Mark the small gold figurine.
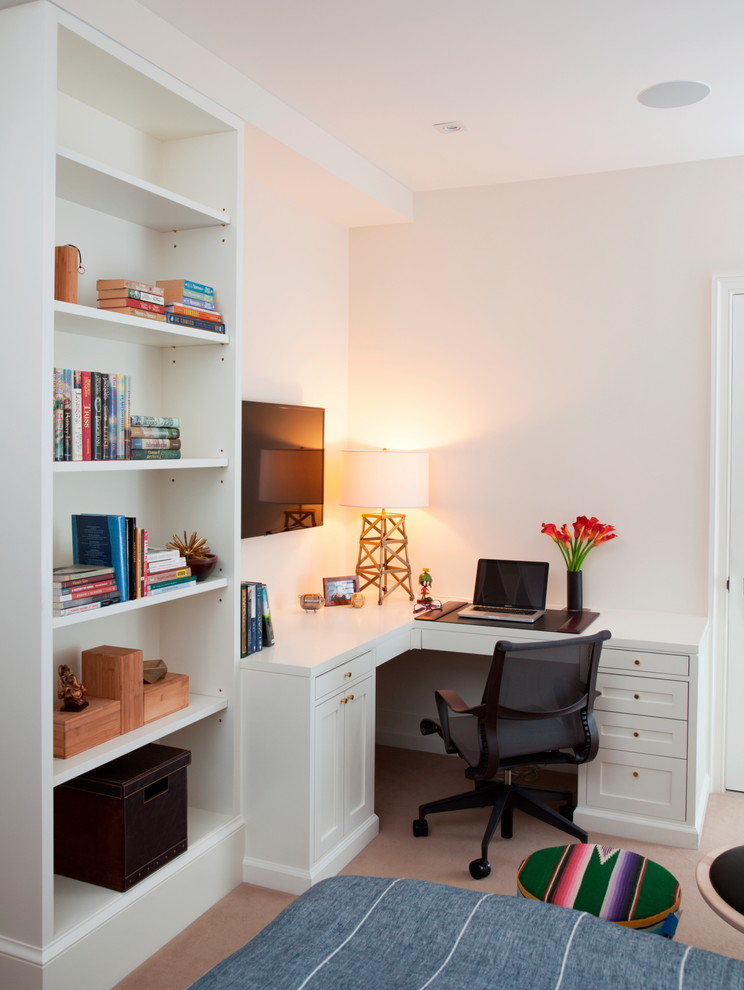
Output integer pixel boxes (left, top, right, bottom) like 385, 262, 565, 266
57, 664, 88, 712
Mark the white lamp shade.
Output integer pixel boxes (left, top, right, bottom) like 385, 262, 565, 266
340, 450, 429, 509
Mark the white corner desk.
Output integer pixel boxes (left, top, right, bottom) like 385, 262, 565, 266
240, 600, 709, 894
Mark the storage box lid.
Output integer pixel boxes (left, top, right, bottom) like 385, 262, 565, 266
61, 743, 191, 798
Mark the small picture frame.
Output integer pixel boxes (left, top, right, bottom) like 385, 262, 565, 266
323, 575, 360, 606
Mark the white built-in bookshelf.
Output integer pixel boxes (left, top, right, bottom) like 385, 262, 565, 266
0, 5, 243, 988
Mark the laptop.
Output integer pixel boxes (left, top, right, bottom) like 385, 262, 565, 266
457, 558, 549, 623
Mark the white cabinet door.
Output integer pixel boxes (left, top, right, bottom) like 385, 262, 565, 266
313, 672, 375, 862
343, 676, 374, 834
314, 692, 344, 861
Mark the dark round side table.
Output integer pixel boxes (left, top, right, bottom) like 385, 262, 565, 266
697, 845, 744, 933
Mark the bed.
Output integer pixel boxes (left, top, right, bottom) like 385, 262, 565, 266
189, 875, 744, 989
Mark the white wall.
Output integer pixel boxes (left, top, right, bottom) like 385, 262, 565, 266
239, 172, 352, 608
349, 157, 744, 614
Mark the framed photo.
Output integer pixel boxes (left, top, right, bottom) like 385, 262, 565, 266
323, 575, 360, 606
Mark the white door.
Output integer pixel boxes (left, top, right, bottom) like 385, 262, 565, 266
725, 291, 744, 791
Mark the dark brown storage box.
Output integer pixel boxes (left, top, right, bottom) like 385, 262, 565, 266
54, 743, 191, 891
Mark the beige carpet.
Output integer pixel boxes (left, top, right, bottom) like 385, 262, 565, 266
114, 745, 744, 989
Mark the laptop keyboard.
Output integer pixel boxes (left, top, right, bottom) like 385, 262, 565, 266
470, 606, 536, 616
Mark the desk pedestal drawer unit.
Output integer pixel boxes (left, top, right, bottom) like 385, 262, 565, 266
575, 634, 708, 849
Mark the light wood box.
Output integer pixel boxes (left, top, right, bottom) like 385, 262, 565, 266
143, 672, 189, 724
82, 645, 144, 732
53, 697, 121, 758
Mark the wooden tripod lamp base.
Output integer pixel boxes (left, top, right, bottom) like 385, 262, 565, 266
354, 512, 414, 605
341, 449, 430, 606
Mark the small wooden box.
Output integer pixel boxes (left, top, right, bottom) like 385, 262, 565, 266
82, 645, 144, 733
53, 697, 121, 758
54, 743, 191, 890
143, 672, 189, 724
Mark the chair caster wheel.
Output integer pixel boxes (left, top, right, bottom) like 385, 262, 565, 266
469, 858, 491, 879
412, 818, 429, 837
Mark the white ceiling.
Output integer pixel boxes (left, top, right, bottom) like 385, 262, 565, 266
133, 0, 744, 192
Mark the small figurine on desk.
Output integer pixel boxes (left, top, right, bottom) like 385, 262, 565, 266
57, 664, 88, 712
417, 568, 433, 606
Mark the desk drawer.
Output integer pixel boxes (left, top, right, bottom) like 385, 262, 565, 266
596, 673, 688, 721
585, 750, 687, 822
314, 651, 373, 700
596, 710, 687, 759
420, 628, 497, 656
600, 648, 689, 677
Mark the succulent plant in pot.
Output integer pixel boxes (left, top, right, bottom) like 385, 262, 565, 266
166, 530, 218, 582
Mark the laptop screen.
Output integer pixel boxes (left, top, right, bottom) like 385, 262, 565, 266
472, 559, 549, 610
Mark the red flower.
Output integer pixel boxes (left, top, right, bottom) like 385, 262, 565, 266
541, 515, 617, 570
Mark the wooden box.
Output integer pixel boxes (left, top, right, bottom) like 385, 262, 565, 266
53, 697, 121, 758
82, 644, 144, 732
54, 743, 191, 891
143, 672, 189, 724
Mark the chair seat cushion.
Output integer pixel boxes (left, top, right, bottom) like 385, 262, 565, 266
517, 844, 681, 934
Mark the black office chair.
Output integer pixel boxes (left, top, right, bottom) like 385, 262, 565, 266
412, 629, 611, 879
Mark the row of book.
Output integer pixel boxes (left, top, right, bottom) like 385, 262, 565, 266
52, 369, 183, 462
54, 368, 131, 462
96, 278, 225, 334
241, 581, 275, 657
52, 514, 198, 617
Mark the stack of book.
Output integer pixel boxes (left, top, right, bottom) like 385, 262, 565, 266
96, 279, 165, 321
157, 279, 225, 333
53, 368, 131, 461
147, 547, 195, 595
53, 564, 120, 617
240, 581, 275, 657
129, 414, 182, 460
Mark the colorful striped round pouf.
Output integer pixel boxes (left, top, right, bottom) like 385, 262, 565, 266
517, 844, 681, 937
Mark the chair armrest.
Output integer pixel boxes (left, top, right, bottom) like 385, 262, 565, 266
435, 690, 483, 753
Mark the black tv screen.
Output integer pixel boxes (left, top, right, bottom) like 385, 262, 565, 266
241, 401, 325, 538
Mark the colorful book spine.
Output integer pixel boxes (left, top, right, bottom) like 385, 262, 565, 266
164, 312, 225, 333
156, 279, 214, 296
53, 368, 67, 461
96, 279, 164, 295
130, 415, 181, 428
71, 370, 83, 461
129, 449, 182, 460
98, 297, 165, 313
81, 370, 92, 461
97, 288, 164, 304
129, 426, 180, 439
166, 295, 216, 310
130, 438, 181, 450
104, 306, 166, 321
261, 584, 275, 646
165, 303, 222, 322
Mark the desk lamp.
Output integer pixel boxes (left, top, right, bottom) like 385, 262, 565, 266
340, 449, 429, 605
259, 448, 324, 530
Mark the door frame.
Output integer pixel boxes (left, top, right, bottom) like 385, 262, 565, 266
710, 274, 744, 792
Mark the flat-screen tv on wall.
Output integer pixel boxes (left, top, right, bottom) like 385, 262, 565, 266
241, 400, 325, 538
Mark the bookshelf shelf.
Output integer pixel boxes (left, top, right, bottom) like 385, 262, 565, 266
53, 692, 228, 785
53, 807, 239, 943
57, 147, 231, 232
53, 457, 229, 473
55, 301, 230, 347
52, 577, 228, 628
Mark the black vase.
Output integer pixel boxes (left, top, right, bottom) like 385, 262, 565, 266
566, 570, 583, 611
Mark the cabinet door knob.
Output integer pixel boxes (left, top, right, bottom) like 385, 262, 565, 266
633, 694, 640, 700
344, 671, 352, 678
347, 694, 355, 702
633, 731, 639, 737
632, 771, 639, 778
340, 697, 347, 704
634, 659, 641, 665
